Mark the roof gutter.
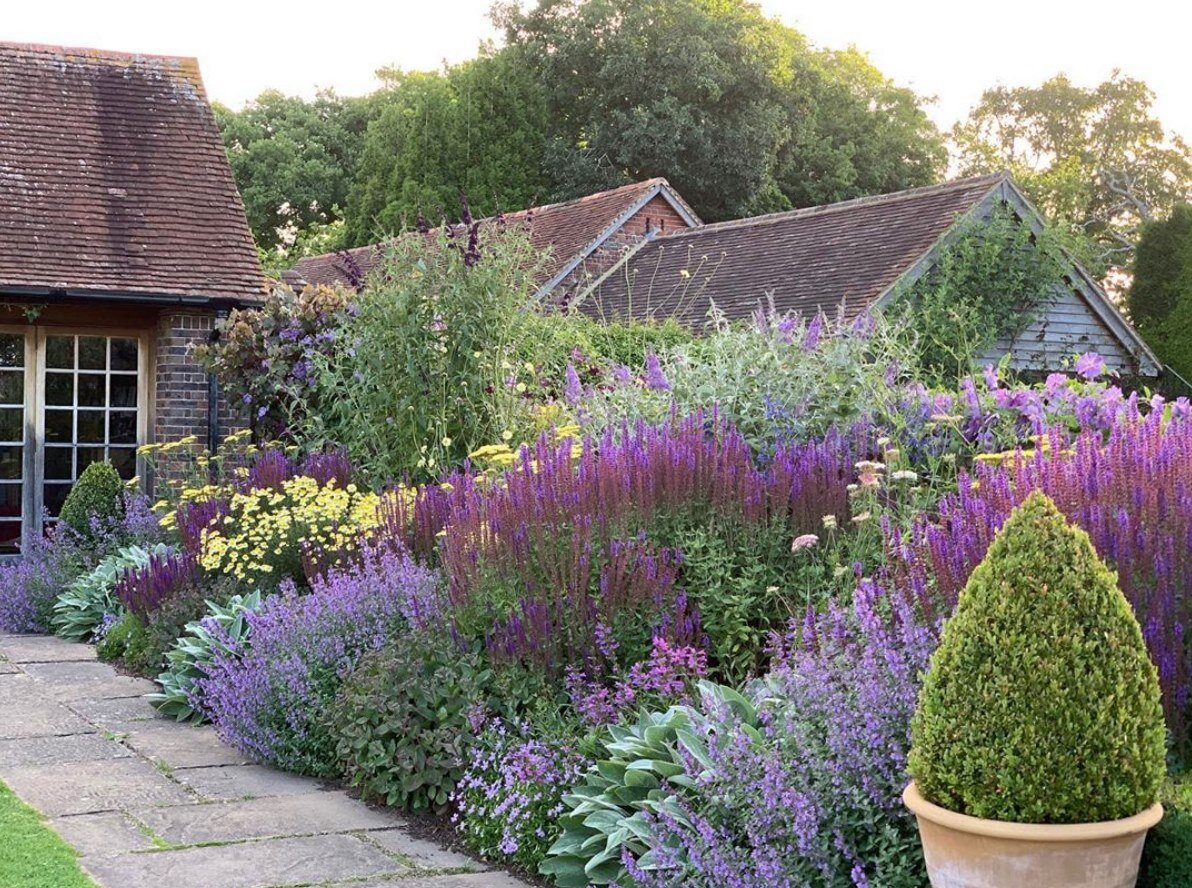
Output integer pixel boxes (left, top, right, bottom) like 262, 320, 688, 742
0, 285, 262, 310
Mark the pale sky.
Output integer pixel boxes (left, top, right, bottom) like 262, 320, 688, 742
5, 0, 1191, 141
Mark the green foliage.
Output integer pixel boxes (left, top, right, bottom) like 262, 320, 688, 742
1139, 775, 1192, 888
1130, 204, 1192, 327
147, 590, 262, 724
909, 491, 1166, 824
195, 283, 356, 439
59, 462, 124, 541
95, 612, 154, 674
577, 308, 917, 451
952, 73, 1192, 275
893, 204, 1070, 383
299, 222, 543, 482
51, 544, 166, 643
215, 89, 372, 253
517, 312, 694, 391
329, 636, 497, 813
345, 49, 550, 246
498, 0, 943, 221
1129, 205, 1192, 387
541, 682, 756, 887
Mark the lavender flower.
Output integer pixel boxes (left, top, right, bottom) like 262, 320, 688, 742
198, 544, 441, 775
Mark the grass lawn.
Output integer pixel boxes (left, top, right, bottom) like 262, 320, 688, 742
0, 780, 95, 888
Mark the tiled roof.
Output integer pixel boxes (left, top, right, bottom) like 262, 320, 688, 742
0, 43, 264, 302
582, 173, 1008, 324
289, 178, 698, 290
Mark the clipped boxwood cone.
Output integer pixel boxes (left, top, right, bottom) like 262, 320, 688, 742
905, 490, 1166, 888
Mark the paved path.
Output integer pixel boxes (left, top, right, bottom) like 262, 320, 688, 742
0, 634, 532, 888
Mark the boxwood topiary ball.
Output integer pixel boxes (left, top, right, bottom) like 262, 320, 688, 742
59, 460, 124, 540
908, 490, 1166, 824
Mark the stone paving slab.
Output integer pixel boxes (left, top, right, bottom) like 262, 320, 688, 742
52, 811, 160, 857
123, 724, 253, 769
3, 757, 195, 815
0, 660, 16, 673
368, 828, 486, 872
82, 833, 409, 888
0, 699, 97, 738
67, 694, 164, 731
171, 763, 325, 801
135, 791, 395, 845
0, 730, 133, 769
21, 660, 157, 701
0, 634, 533, 887
0, 633, 98, 663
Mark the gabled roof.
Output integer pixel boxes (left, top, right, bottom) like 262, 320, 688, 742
581, 173, 1007, 324
581, 172, 1159, 376
0, 43, 263, 303
288, 178, 700, 293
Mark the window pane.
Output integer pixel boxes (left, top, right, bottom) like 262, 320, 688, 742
0, 483, 22, 516
44, 483, 71, 516
46, 373, 73, 406
45, 409, 71, 443
77, 374, 105, 408
0, 334, 23, 368
0, 408, 22, 443
110, 375, 137, 409
0, 370, 21, 406
44, 447, 73, 481
77, 411, 105, 444
109, 411, 137, 445
79, 337, 106, 370
46, 336, 73, 369
77, 447, 105, 475
0, 447, 21, 481
0, 519, 21, 554
110, 338, 138, 372
110, 448, 136, 480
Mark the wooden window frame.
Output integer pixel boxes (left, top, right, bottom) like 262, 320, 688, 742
0, 325, 151, 555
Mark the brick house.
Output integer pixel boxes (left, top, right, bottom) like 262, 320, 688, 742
287, 178, 701, 304
0, 43, 263, 553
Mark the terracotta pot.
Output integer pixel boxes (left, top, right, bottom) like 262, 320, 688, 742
903, 782, 1162, 888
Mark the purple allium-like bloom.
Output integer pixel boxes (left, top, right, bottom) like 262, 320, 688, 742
643, 351, 672, 392
564, 362, 584, 404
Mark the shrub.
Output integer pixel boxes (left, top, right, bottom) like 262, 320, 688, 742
624, 580, 932, 888
569, 307, 916, 452
59, 461, 124, 540
51, 544, 169, 642
148, 590, 262, 723
909, 491, 1166, 823
95, 612, 155, 673
194, 283, 357, 438
295, 215, 545, 482
1140, 806, 1192, 888
330, 634, 498, 812
199, 545, 440, 776
198, 475, 383, 586
452, 719, 592, 874
0, 527, 88, 633
440, 416, 857, 681
887, 409, 1192, 747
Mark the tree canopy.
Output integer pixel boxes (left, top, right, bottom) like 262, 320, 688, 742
214, 90, 372, 254
952, 73, 1192, 276
1129, 204, 1192, 386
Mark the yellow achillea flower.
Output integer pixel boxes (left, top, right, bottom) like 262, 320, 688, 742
199, 475, 381, 583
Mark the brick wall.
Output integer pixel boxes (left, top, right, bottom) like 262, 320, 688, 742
152, 310, 247, 478
554, 194, 694, 307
